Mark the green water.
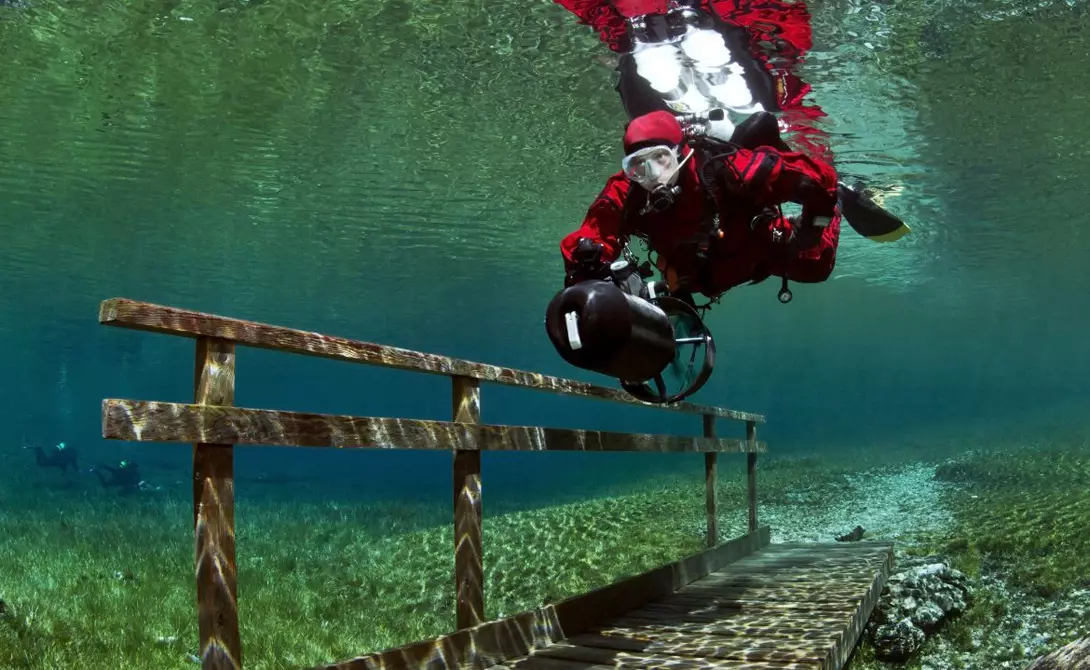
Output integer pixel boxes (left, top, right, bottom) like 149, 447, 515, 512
2, 0, 1090, 668
4, 0, 1089, 448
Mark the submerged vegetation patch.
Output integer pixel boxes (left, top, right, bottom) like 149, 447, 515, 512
856, 440, 1090, 670
925, 441, 1090, 596
4, 439, 1087, 669
1, 450, 893, 670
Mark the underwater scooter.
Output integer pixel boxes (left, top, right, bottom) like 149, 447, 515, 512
544, 247, 716, 405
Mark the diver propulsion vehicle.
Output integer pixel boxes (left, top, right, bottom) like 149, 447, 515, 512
544, 254, 716, 405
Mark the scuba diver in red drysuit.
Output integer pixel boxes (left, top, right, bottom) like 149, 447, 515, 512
561, 109, 840, 304
552, 0, 833, 163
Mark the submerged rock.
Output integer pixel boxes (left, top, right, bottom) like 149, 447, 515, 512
866, 555, 973, 662
1024, 637, 1090, 669
836, 525, 865, 542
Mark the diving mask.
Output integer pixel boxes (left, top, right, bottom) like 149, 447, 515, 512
622, 145, 681, 188
623, 144, 695, 212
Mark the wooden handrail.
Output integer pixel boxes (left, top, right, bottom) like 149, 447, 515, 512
99, 298, 765, 423
102, 399, 767, 453
97, 299, 767, 670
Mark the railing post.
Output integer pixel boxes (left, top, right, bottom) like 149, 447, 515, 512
703, 414, 717, 547
193, 337, 242, 670
452, 376, 484, 629
746, 419, 758, 532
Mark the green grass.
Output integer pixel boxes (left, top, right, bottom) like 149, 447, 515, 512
846, 439, 1090, 670
5, 439, 1086, 670
0, 447, 905, 670
920, 441, 1090, 596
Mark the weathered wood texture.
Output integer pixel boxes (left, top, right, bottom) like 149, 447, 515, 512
309, 528, 772, 670
746, 420, 759, 533
99, 298, 764, 423
101, 400, 768, 454
452, 376, 484, 629
495, 541, 894, 670
192, 338, 242, 670
1024, 637, 1090, 670
703, 414, 717, 548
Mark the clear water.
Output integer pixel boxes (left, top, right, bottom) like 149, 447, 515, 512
2, 0, 1089, 666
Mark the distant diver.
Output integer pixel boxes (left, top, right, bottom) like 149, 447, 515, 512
92, 460, 144, 494
33, 441, 79, 474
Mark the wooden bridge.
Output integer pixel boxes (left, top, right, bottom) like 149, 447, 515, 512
98, 297, 894, 670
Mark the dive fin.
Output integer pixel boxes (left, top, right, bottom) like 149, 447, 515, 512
837, 182, 911, 242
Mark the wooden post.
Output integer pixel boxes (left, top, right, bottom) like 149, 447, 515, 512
452, 376, 483, 629
703, 414, 717, 548
746, 419, 758, 533
193, 337, 241, 670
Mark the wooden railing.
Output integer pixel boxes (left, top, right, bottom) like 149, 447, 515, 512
97, 297, 768, 670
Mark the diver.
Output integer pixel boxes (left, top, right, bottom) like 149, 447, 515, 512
91, 459, 144, 494
561, 109, 880, 306
31, 441, 79, 474
547, 109, 906, 402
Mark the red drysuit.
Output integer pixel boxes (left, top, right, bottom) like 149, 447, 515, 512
560, 140, 842, 297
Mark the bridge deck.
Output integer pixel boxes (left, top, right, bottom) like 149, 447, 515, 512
487, 542, 893, 670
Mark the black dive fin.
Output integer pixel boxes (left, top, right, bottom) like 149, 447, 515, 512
837, 182, 911, 242
729, 111, 791, 152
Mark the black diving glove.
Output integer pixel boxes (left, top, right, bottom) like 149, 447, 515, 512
564, 237, 612, 287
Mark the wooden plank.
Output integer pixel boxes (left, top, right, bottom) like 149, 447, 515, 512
664, 585, 872, 603
99, 298, 765, 423
704, 414, 717, 548
697, 546, 890, 573
745, 421, 757, 533
192, 338, 241, 670
101, 400, 767, 454
757, 543, 895, 553
565, 631, 839, 665
591, 617, 850, 642
307, 529, 770, 670
685, 573, 878, 589
497, 659, 816, 670
695, 561, 878, 579
630, 601, 858, 618
681, 575, 878, 592
529, 639, 828, 668
452, 376, 484, 629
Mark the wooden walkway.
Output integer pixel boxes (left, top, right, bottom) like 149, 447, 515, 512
490, 542, 893, 670
316, 530, 893, 670
95, 298, 894, 670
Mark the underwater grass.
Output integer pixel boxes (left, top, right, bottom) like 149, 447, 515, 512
0, 447, 913, 670
915, 440, 1090, 596
13, 435, 1077, 670
0, 486, 711, 669
846, 439, 1090, 670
